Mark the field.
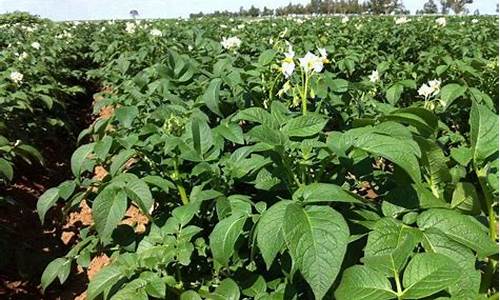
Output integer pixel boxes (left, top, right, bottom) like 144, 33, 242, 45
0, 12, 499, 299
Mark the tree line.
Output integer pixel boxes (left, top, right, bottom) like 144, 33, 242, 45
188, 0, 476, 18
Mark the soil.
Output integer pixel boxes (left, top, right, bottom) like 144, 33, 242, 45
0, 82, 99, 299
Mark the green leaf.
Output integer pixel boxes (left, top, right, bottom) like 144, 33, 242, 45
0, 158, 13, 180
256, 200, 291, 269
330, 79, 349, 93
354, 133, 421, 182
469, 101, 499, 167
335, 265, 396, 300
451, 182, 480, 215
439, 84, 466, 109
87, 266, 124, 300
283, 203, 349, 299
385, 107, 438, 137
209, 214, 247, 266
125, 179, 153, 215
420, 228, 480, 298
450, 147, 472, 166
417, 209, 498, 257
282, 114, 327, 137
209, 278, 240, 300
92, 188, 128, 244
110, 149, 135, 176
37, 187, 59, 223
71, 143, 94, 178
235, 107, 278, 129
363, 218, 420, 276
94, 135, 113, 161
416, 137, 450, 196
247, 125, 286, 146
115, 106, 139, 128
258, 49, 277, 65
385, 83, 404, 105
293, 183, 362, 203
401, 253, 460, 299
202, 78, 223, 117
41, 257, 66, 292
181, 290, 202, 300
215, 122, 244, 144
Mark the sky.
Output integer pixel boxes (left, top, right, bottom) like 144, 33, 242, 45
0, 0, 497, 21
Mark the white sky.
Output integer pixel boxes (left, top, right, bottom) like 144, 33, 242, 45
0, 0, 497, 21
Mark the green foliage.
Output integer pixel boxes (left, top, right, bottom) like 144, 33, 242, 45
0, 13, 495, 299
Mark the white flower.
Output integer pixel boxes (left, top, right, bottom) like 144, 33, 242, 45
341, 16, 349, 23
281, 44, 295, 78
10, 71, 24, 84
355, 23, 363, 30
150, 29, 162, 37
17, 52, 28, 61
369, 70, 380, 83
125, 22, 136, 34
436, 17, 446, 27
220, 36, 242, 50
472, 19, 479, 24
237, 24, 245, 29
31, 42, 41, 50
428, 79, 441, 92
188, 45, 193, 51
418, 79, 441, 98
395, 17, 410, 25
220, 24, 228, 29
299, 52, 324, 73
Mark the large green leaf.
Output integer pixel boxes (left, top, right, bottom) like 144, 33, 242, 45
439, 84, 466, 109
293, 183, 362, 203
256, 200, 291, 269
417, 209, 498, 257
415, 137, 450, 197
384, 107, 438, 137
0, 158, 13, 181
125, 178, 153, 215
282, 114, 327, 137
202, 78, 223, 117
40, 257, 67, 292
92, 188, 128, 243
335, 265, 396, 300
209, 214, 247, 266
469, 101, 499, 167
209, 278, 240, 300
401, 253, 460, 299
353, 132, 421, 182
87, 266, 124, 300
420, 228, 480, 298
71, 143, 94, 178
363, 218, 420, 276
283, 203, 349, 299
37, 187, 60, 223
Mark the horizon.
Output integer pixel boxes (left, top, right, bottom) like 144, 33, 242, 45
0, 0, 498, 21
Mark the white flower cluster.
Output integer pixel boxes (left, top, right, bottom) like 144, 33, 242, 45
472, 19, 479, 24
125, 22, 136, 34
221, 36, 242, 50
150, 29, 163, 37
10, 71, 24, 84
395, 16, 410, 25
16, 52, 29, 61
369, 70, 380, 83
418, 79, 441, 98
341, 16, 349, 23
436, 17, 446, 27
31, 42, 41, 50
281, 45, 329, 78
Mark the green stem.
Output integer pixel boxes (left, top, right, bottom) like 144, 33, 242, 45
394, 269, 403, 300
302, 72, 310, 115
173, 159, 189, 205
476, 167, 497, 241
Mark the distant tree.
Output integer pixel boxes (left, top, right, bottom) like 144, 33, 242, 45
473, 9, 479, 15
440, 0, 450, 14
367, 0, 405, 14
422, 0, 438, 14
248, 5, 260, 17
129, 9, 139, 19
445, 0, 473, 14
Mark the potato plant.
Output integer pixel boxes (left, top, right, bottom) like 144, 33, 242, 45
11, 14, 499, 299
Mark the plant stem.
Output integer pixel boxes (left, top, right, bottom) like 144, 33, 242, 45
476, 167, 497, 241
394, 269, 403, 300
302, 72, 310, 115
173, 159, 189, 205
